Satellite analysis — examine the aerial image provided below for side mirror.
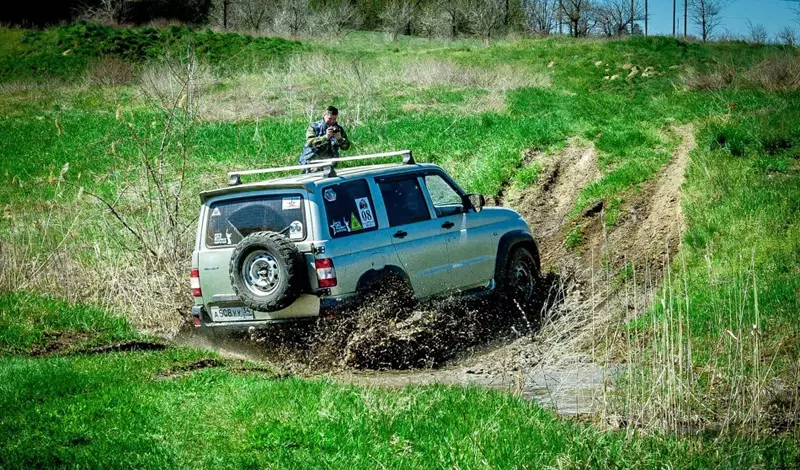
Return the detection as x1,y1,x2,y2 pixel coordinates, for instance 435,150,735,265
463,193,486,213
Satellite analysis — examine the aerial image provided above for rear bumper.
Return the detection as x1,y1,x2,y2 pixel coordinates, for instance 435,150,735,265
192,294,357,334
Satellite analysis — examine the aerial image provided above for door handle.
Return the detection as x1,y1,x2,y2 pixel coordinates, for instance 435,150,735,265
393,230,408,239
441,221,455,229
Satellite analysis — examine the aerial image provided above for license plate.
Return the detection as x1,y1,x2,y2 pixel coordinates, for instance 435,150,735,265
210,306,254,322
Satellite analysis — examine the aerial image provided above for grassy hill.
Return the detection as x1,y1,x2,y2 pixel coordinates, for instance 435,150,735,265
1,24,799,466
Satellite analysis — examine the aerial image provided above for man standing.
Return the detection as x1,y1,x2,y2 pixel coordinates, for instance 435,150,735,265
299,106,350,171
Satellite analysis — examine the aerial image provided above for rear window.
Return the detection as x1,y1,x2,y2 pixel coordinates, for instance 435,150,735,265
205,194,306,247
322,179,378,238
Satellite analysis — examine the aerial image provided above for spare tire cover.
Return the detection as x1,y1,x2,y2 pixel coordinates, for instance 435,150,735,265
228,231,303,312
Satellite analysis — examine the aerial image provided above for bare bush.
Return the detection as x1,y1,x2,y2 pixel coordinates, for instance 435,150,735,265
680,63,736,90
87,57,135,86
776,26,797,47
76,0,125,25
746,20,768,45
744,55,800,92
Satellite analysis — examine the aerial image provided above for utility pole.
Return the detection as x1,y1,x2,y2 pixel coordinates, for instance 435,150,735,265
645,0,648,36
631,0,634,35
223,0,229,29
684,0,688,38
672,0,676,37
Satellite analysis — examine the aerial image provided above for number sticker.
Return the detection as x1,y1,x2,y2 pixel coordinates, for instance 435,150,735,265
355,197,376,229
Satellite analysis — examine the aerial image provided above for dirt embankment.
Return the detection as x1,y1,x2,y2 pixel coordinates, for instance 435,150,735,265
182,125,695,414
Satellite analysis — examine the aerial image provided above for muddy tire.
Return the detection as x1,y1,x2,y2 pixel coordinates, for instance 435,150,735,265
499,246,541,314
229,231,303,312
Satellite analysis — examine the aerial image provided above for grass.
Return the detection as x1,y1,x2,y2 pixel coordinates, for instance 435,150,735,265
1,294,799,468
2,24,800,464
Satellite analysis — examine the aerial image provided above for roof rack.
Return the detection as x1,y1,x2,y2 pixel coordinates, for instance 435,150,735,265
227,150,415,186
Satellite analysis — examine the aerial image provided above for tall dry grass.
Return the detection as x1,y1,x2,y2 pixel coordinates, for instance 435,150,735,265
682,55,800,92
606,251,799,437
1,52,208,336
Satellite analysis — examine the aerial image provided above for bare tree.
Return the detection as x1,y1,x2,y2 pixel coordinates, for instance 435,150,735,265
776,25,797,46
77,0,126,24
235,0,273,31
689,0,729,42
595,0,643,37
381,0,416,49
312,0,361,36
559,0,596,37
522,0,559,35
467,0,506,45
746,20,768,45
275,0,310,36
441,0,465,38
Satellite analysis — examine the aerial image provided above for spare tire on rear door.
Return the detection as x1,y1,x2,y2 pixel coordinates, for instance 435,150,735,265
229,231,303,312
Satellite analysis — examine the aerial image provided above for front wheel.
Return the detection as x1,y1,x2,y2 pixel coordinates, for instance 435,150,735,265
499,246,541,314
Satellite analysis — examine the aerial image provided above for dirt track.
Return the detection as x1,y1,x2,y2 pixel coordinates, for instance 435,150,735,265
179,125,696,414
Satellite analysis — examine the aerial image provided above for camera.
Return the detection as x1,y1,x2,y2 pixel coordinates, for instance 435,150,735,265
328,125,341,147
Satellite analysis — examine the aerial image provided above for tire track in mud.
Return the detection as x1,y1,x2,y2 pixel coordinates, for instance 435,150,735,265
178,126,695,415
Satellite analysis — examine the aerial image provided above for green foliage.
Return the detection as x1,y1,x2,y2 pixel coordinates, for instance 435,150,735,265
0,23,302,82
565,225,583,251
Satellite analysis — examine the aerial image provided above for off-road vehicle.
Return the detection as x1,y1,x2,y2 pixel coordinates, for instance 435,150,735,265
190,151,540,332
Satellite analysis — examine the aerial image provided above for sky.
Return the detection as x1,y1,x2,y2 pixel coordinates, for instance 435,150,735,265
641,0,800,39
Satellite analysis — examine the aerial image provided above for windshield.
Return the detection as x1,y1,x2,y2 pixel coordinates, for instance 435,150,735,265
205,194,306,247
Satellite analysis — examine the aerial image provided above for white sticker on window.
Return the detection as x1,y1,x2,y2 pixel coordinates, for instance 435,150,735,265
330,218,350,235
355,197,376,229
289,220,303,240
323,188,337,202
282,197,301,210
211,207,221,217
213,232,226,245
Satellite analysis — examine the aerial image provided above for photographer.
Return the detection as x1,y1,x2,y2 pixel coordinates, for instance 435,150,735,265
298,106,350,171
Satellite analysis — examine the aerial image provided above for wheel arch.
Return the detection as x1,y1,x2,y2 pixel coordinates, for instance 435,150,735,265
494,230,541,281
355,265,412,294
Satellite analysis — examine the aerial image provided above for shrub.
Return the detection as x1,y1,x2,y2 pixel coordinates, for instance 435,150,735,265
744,55,800,92
87,57,135,86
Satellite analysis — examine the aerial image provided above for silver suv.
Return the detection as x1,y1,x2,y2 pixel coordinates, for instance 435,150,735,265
190,151,541,332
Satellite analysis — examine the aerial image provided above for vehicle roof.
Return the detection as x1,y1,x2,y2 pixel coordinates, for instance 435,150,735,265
200,163,444,202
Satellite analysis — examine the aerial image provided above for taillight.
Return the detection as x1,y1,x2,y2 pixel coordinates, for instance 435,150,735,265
190,268,202,297
315,258,337,288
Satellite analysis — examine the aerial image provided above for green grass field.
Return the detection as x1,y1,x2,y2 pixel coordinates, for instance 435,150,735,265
1,25,799,466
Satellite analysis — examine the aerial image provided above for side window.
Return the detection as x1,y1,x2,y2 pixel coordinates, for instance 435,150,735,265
378,176,431,227
322,179,378,238
424,174,463,217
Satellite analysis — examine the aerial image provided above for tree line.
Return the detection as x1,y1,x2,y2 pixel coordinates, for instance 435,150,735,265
3,0,800,45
